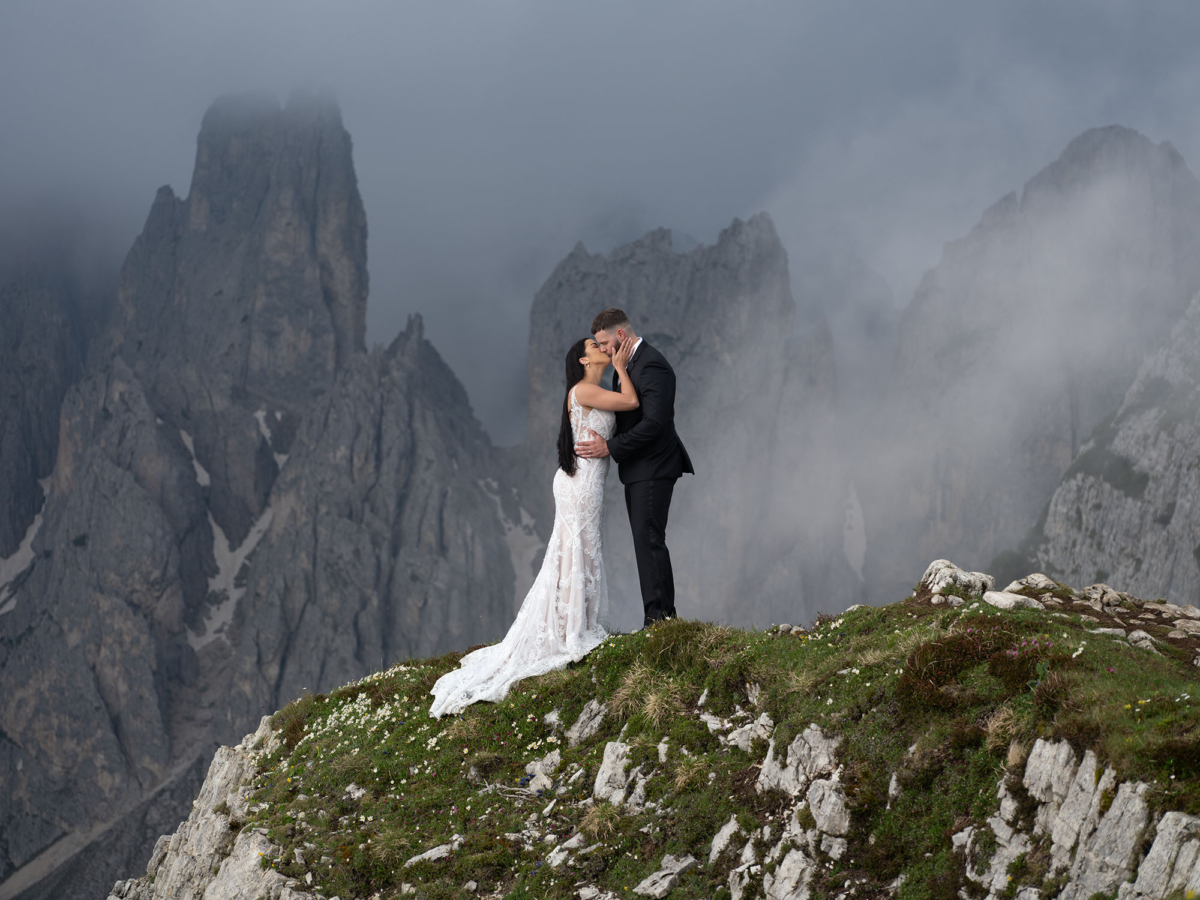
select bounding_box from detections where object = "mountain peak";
[1021,124,1194,213]
[112,88,369,402]
[200,90,282,128]
[720,210,778,243]
[1059,123,1150,159]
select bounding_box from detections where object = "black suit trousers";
[624,478,677,625]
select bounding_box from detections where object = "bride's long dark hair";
[557,338,589,477]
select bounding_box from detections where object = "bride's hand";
[612,338,633,371]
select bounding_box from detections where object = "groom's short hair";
[591,308,631,335]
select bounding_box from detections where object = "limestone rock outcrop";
[106,716,320,900]
[520,214,857,626]
[954,738,1199,900]
[867,126,1200,601]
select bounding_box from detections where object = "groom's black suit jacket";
[608,341,694,484]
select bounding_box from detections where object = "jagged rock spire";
[107,90,368,407]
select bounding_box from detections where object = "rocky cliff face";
[0,257,91,563]
[520,215,857,627]
[866,126,1200,601]
[1029,290,1200,601]
[222,317,517,714]
[95,89,368,553]
[0,94,519,900]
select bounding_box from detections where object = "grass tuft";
[580,801,622,841]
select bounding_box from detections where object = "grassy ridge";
[242,585,1199,900]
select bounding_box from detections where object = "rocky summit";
[106,560,1200,900]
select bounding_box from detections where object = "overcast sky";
[5,1,1200,442]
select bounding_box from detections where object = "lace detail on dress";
[429,387,615,717]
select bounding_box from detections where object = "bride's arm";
[574,379,639,411]
[574,339,639,411]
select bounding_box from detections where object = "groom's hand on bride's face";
[575,430,610,459]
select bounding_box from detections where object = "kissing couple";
[430,308,693,717]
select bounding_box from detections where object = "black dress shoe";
[643,613,676,627]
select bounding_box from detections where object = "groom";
[575,308,694,627]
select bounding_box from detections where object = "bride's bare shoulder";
[569,384,594,412]
[572,382,605,412]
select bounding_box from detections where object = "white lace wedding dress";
[429,388,614,717]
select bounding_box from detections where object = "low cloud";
[5,2,1200,442]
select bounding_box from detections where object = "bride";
[429,335,639,717]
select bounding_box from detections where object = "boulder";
[632,854,697,898]
[625,768,648,811]
[763,847,816,900]
[725,712,774,752]
[921,559,996,596]
[709,815,744,864]
[757,724,841,796]
[983,590,1046,611]
[807,778,850,836]
[592,742,632,804]
[1085,584,1126,607]
[548,832,586,868]
[567,699,607,748]
[729,862,756,900]
[819,834,847,859]
[524,749,562,793]
[1003,573,1058,593]
[404,837,463,867]
[1144,601,1200,619]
